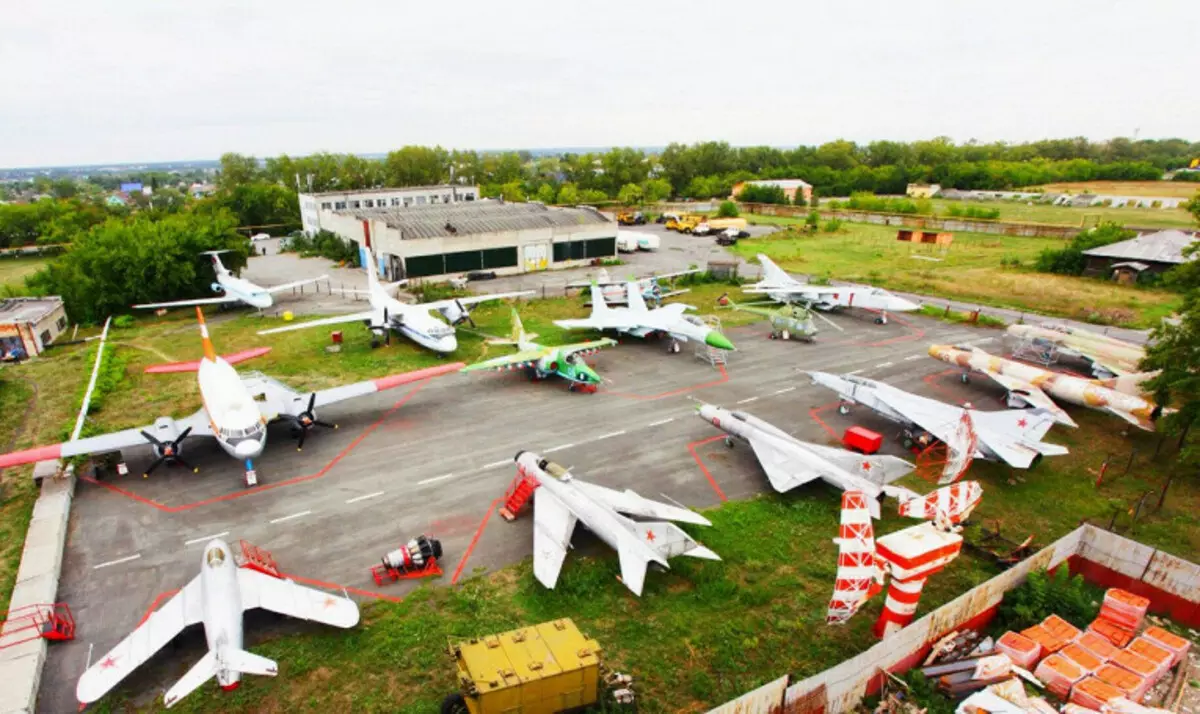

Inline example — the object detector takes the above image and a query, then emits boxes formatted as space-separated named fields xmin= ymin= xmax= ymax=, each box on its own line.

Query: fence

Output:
xmin=737 ymin=203 xmax=1082 ymax=239
xmin=701 ymin=524 xmax=1200 ymax=713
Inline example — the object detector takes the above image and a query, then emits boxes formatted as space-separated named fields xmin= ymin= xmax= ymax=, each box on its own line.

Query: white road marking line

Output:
xmin=480 ymin=459 xmax=510 ymax=470
xmin=647 ymin=418 xmax=675 ymax=427
xmin=269 ymin=510 xmax=312 ymax=525
xmin=417 ymin=473 xmax=457 ymax=486
xmin=773 ymin=386 xmax=796 ymax=395
xmin=185 ymin=531 xmax=229 ymax=546
xmin=593 ymin=430 xmax=626 ymax=441
xmin=94 ymin=554 xmax=141 ymax=570
xmin=904 ymin=354 xmax=923 ymax=361
xmin=345 ymin=491 xmax=384 ymax=504
xmin=813 ymin=312 xmax=844 ymax=331
xmin=875 ymin=362 xmax=894 ymax=369
xmin=544 ymin=443 xmax=575 ymax=453
xmin=848 ymin=369 xmax=864 ymax=375
xmin=736 ymin=396 xmax=759 ymax=404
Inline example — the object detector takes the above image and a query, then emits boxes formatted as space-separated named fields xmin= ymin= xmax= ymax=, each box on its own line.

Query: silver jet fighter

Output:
xmin=806 ymin=371 xmax=1068 ymax=469
xmin=745 ymin=254 xmax=919 ymax=324
xmin=555 ymin=282 xmax=735 ymax=354
xmin=696 ymin=404 xmax=916 ymax=519
xmin=513 ymin=450 xmax=720 ymax=596
xmin=75 ymin=539 xmax=359 ymax=709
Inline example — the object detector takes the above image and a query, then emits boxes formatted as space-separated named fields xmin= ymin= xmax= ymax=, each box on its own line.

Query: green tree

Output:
xmin=735 ymin=183 xmax=788 ymax=204
xmin=535 ymin=183 xmax=557 ymax=204
xmin=51 ymin=179 xmax=78 ymax=199
xmin=27 ymin=211 xmax=248 ymax=323
xmin=641 ymin=178 xmax=672 ymax=203
xmin=202 ymin=182 xmax=300 ymax=229
xmin=617 ymin=183 xmax=644 ymax=205
xmin=497 ymin=181 xmax=526 ymax=202
xmin=216 ymin=153 xmax=261 ymax=190
xmin=1035 ymin=223 xmax=1134 ymax=276
xmin=578 ymin=189 xmax=609 ymax=204
xmin=384 ymin=146 xmax=448 ymax=186
xmin=805 ymin=210 xmax=820 ymax=231
xmin=717 ymin=201 xmax=739 ymax=218
xmin=1186 ymin=192 xmax=1200 ymax=224
xmin=556 ymin=182 xmax=580 ymax=205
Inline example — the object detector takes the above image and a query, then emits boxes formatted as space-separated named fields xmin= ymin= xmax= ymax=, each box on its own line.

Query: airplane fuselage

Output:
xmin=371 ymin=292 xmax=458 ymax=353
xmin=197 ymin=358 xmax=267 ymax=462
xmin=215 ymin=272 xmax=274 ymax=309
xmin=199 ymin=540 xmax=246 ymax=690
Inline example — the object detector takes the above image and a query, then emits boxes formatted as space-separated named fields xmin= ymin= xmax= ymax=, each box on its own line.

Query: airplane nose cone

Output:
xmin=437 ymin=335 xmax=458 ymax=353
xmin=891 ymin=296 xmax=920 ymax=312
xmin=705 ymin=330 xmax=735 ymax=351
xmin=234 ymin=439 xmax=262 ymax=458
xmin=928 ymin=344 xmax=949 ymax=358
xmin=697 ymin=404 xmax=717 ymax=421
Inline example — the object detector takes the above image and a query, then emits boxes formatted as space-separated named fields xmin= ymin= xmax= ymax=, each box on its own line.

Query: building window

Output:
xmin=391 ymin=198 xmax=400 ymax=207
xmin=335 ymin=201 xmax=347 ymax=210
xmin=465 ymin=193 xmax=475 ymax=201
xmin=482 ymin=247 xmax=518 ymax=269
xmin=56 ymin=316 xmax=66 ymax=331
xmin=350 ymin=200 xmax=361 ymax=208
xmin=364 ymin=199 xmax=374 ymax=208
xmin=320 ymin=202 xmax=332 ymax=210
xmin=416 ymin=196 xmax=426 ymax=205
xmin=39 ymin=330 xmax=51 ymax=346
xmin=403 ymin=198 xmax=412 ymax=207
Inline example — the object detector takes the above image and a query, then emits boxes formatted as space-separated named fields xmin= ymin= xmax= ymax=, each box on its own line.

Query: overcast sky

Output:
xmin=2 ymin=0 xmax=1196 ymax=168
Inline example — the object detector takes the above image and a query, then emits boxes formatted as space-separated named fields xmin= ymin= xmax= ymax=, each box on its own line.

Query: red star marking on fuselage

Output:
xmin=323 ymin=596 xmax=337 ymax=609
xmin=1017 ymin=418 xmax=1028 ymax=428
xmin=645 ymin=530 xmax=656 ymax=543
xmin=99 ymin=654 xmax=119 ymax=670
xmin=860 ymin=461 xmax=872 ymax=472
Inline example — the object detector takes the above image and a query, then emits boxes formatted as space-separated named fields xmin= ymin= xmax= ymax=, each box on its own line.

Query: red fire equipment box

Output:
xmin=843 ymin=427 xmax=883 ymax=454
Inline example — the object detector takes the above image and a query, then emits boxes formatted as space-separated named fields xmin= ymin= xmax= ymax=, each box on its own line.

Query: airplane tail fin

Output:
xmin=588 ymin=284 xmax=609 ymax=317
xmin=627 ymin=521 xmax=719 ymax=561
xmin=510 ymin=308 xmax=535 ymax=343
xmin=194 ymin=307 xmax=218 ymax=362
xmin=200 ymin=250 xmax=232 ymax=275
xmin=757 ymin=253 xmax=792 ymax=286
xmin=363 ymin=243 xmax=380 ymax=292
xmin=222 ymin=647 xmax=278 ymax=677
xmin=626 ymin=281 xmax=648 ymax=312
xmin=163 ymin=651 xmax=218 ymax=708
xmin=1095 ymin=371 xmax=1157 ymax=396
xmin=616 ymin=546 xmax=652 ymax=596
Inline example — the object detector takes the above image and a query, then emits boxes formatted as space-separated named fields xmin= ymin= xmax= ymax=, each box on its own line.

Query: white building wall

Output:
xmin=297 ymin=186 xmax=480 ymax=236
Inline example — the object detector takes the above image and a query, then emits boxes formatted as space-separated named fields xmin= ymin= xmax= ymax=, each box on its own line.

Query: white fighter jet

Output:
xmin=569 ymin=267 xmax=700 ymax=306
xmin=75 ymin=538 xmax=359 ymax=708
xmin=134 ymin=250 xmax=327 ymax=311
xmin=744 ymin=254 xmax=919 ymax=324
xmin=696 ymin=404 xmax=916 ymax=518
xmin=0 ymin=308 xmax=463 ymax=486
xmin=513 ymin=450 xmax=720 ymax=596
xmin=258 ymin=246 xmax=533 ymax=352
xmin=555 ymin=283 xmax=735 ymax=353
xmin=806 ymin=371 xmax=1068 ymax=469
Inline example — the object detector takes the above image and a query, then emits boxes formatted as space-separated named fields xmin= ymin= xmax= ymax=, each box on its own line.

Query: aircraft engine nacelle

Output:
xmin=537 ymin=355 xmax=557 ymax=374
xmin=210 ymin=282 xmax=224 ymax=294
xmin=437 ymin=303 xmax=466 ymax=325
xmin=381 ymin=535 xmax=443 ymax=573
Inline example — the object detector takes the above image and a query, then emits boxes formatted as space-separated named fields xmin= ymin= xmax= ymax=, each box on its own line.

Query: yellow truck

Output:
xmin=664 ymin=212 xmax=703 ymax=233
xmin=442 ymin=619 xmax=633 ymax=714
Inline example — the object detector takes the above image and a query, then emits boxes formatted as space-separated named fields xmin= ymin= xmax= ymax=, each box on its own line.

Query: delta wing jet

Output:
xmin=697 ymin=404 xmax=915 ymax=518
xmin=569 ymin=267 xmax=700 ymax=306
xmin=806 ymin=371 xmax=1068 ymax=469
xmin=461 ymin=309 xmax=616 ymax=392
xmin=513 ymin=450 xmax=720 ymax=596
xmin=745 ymin=254 xmax=919 ymax=324
xmin=0 ymin=308 xmax=463 ymax=486
xmin=75 ymin=538 xmax=358 ymax=709
xmin=555 ymin=282 xmax=735 ymax=354
xmin=259 ymin=246 xmax=533 ymax=352
xmin=1006 ymin=324 xmax=1146 ymax=378
xmin=929 ymin=344 xmax=1164 ymax=430
xmin=134 ymin=250 xmax=327 ymax=310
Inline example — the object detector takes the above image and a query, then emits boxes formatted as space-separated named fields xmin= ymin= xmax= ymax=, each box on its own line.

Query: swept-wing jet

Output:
xmin=461 ymin=309 xmax=615 ymax=392
xmin=806 ymin=371 xmax=1068 ymax=469
xmin=929 ymin=344 xmax=1164 ymax=431
xmin=569 ymin=267 xmax=700 ymax=306
xmin=75 ymin=538 xmax=358 ymax=709
xmin=0 ymin=308 xmax=463 ymax=486
xmin=1006 ymin=324 xmax=1145 ymax=379
xmin=134 ymin=250 xmax=327 ymax=310
xmin=513 ymin=450 xmax=720 ymax=596
xmin=696 ymin=404 xmax=916 ymax=518
xmin=729 ymin=301 xmax=818 ymax=341
xmin=258 ymin=246 xmax=533 ymax=352
xmin=555 ymin=282 xmax=735 ymax=354
xmin=744 ymin=254 xmax=919 ymax=324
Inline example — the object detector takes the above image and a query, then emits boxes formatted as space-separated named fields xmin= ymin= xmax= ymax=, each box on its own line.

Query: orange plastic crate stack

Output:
xmin=1034 ymin=653 xmax=1086 ymax=699
xmin=1141 ymin=625 xmax=1191 ymax=667
xmin=1088 ymin=617 xmax=1136 ymax=648
xmin=1077 ymin=631 xmax=1119 ymax=663
xmin=1070 ymin=676 xmax=1125 ymax=710
xmin=1094 ymin=663 xmax=1151 ymax=703
xmin=1060 ymin=642 xmax=1104 ymax=675
xmin=1110 ymin=649 xmax=1160 ymax=686
xmin=1042 ymin=614 xmax=1083 ymax=643
xmin=1023 ymin=623 xmax=1070 ymax=655
xmin=1126 ymin=637 xmax=1173 ymax=683
xmin=1098 ymin=588 xmax=1149 ymax=631
xmin=996 ymin=631 xmax=1042 ymax=669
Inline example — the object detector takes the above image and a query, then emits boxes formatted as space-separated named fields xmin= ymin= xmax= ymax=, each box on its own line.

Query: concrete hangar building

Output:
xmin=309 ymin=187 xmax=617 ymax=281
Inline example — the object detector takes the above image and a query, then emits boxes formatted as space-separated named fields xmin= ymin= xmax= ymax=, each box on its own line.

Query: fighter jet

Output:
xmin=134 ymin=250 xmax=327 ymax=311
xmin=512 ymin=450 xmax=720 ymax=596
xmin=461 ymin=309 xmax=616 ymax=392
xmin=806 ymin=371 xmax=1068 ymax=469
xmin=0 ymin=308 xmax=463 ymax=486
xmin=744 ymin=254 xmax=919 ymax=324
xmin=75 ymin=538 xmax=359 ymax=709
xmin=555 ymin=282 xmax=735 ymax=354
xmin=1006 ymin=324 xmax=1146 ymax=379
xmin=258 ymin=245 xmax=533 ymax=352
xmin=569 ymin=267 xmax=700 ymax=306
xmin=929 ymin=344 xmax=1164 ymax=431
xmin=696 ymin=404 xmax=916 ymax=518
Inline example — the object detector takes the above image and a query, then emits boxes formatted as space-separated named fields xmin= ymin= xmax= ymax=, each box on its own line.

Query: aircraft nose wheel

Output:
xmin=960 ymin=372 xmax=970 ymax=384
xmin=838 ymin=402 xmax=851 ymax=416
xmin=668 ymin=340 xmax=681 ymax=354
xmin=724 ymin=436 xmax=734 ymax=448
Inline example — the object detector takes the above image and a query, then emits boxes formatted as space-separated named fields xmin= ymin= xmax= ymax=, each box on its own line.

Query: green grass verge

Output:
xmin=926 ymin=198 xmax=1196 ymax=230
xmin=0 ymin=256 xmax=48 ymax=294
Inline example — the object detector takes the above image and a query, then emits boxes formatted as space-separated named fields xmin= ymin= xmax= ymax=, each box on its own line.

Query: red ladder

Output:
xmin=0 ymin=603 xmax=75 ymax=650
xmin=238 ymin=540 xmax=281 ymax=578
xmin=500 ymin=473 xmax=540 ymax=521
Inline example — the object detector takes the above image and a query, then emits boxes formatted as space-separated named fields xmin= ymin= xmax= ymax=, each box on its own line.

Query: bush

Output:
xmin=805 ymin=210 xmax=820 ymax=231
xmin=735 ymin=183 xmax=789 ymax=205
xmin=995 ymin=567 xmax=1101 ymax=631
xmin=945 ymin=203 xmax=1001 ymax=220
xmin=793 ymin=192 xmax=808 ymax=207
xmin=112 ymin=315 xmax=135 ymax=328
xmin=1035 ymin=222 xmax=1134 ymax=276
xmin=1171 ymin=171 xmax=1200 ymax=182
xmin=284 ymin=229 xmax=360 ymax=266
xmin=830 ymin=192 xmax=932 ymax=215
xmin=821 ymin=218 xmax=843 ymax=233
xmin=716 ymin=200 xmax=739 ymax=218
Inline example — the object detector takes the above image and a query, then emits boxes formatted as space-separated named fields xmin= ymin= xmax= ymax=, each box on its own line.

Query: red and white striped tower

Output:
xmin=872 ymin=522 xmax=964 ymax=638
xmin=826 ymin=491 xmax=884 ymax=624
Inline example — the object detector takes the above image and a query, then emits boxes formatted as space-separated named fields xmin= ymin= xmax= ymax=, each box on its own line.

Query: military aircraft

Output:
xmin=744 ymin=254 xmax=919 ymax=324
xmin=134 ymin=250 xmax=327 ymax=311
xmin=696 ymin=404 xmax=916 ymax=518
xmin=512 ymin=450 xmax=720 ymax=596
xmin=569 ymin=267 xmax=701 ymax=306
xmin=929 ymin=344 xmax=1164 ymax=431
xmin=728 ymin=301 xmax=818 ymax=341
xmin=258 ymin=246 xmax=533 ymax=352
xmin=461 ymin=309 xmax=616 ymax=392
xmin=555 ymin=282 xmax=735 ymax=354
xmin=0 ymin=308 xmax=463 ymax=486
xmin=75 ymin=538 xmax=358 ymax=709
xmin=1006 ymin=324 xmax=1145 ymax=379
xmin=806 ymin=371 xmax=1068 ymax=469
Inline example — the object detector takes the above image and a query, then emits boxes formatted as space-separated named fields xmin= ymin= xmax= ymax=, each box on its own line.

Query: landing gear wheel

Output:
xmin=769 ymin=333 xmax=777 ymax=340
xmin=960 ymin=372 xmax=970 ymax=384
xmin=668 ymin=341 xmax=681 ymax=354
xmin=837 ymin=403 xmax=850 ymax=416
xmin=724 ymin=436 xmax=734 ymax=448
xmin=441 ymin=693 xmax=468 ymax=714
xmin=874 ymin=316 xmax=887 ymax=325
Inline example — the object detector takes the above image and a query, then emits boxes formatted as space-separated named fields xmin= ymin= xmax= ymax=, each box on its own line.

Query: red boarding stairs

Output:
xmin=237 ymin=540 xmax=281 ymax=578
xmin=0 ymin=603 xmax=75 ymax=650
xmin=370 ymin=558 xmax=442 ymax=586
xmin=500 ymin=472 xmax=540 ymax=521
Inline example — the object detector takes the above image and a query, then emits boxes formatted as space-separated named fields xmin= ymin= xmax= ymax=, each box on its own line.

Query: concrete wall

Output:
xmin=0 ymin=465 xmax=74 ymax=714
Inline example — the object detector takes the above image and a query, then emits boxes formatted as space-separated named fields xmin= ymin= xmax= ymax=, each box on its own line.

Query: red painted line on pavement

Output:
xmin=607 ymin=364 xmax=728 ymax=400
xmin=922 ymin=368 xmax=963 ymax=400
xmin=808 ymin=401 xmax=842 ymax=440
xmin=861 ymin=312 xmax=925 ymax=348
xmin=78 ymin=380 xmax=435 ymax=513
xmin=686 ymin=435 xmax=728 ymax=502
xmin=451 ymin=498 xmax=501 ymax=585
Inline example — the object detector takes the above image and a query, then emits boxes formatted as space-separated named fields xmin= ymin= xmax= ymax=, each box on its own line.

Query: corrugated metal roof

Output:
xmin=1083 ymin=230 xmax=1198 ymax=265
xmin=0 ymin=297 xmax=62 ymax=323
xmin=343 ymin=200 xmax=611 ymax=240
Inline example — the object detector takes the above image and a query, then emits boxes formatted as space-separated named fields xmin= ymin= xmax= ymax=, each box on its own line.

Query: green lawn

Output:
xmin=730 ymin=223 xmax=1181 ymax=328
xmin=0 ymin=256 xmax=47 ymax=293
xmin=927 ymin=198 xmax=1196 ymax=230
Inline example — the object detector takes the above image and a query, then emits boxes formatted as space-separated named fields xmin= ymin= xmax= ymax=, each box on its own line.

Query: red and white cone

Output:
xmin=873 ymin=575 xmax=928 ymax=638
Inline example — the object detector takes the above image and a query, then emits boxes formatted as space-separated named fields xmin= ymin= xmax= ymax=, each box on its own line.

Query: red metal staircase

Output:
xmin=238 ymin=540 xmax=281 ymax=578
xmin=500 ymin=473 xmax=540 ymax=521
xmin=0 ymin=603 xmax=75 ymax=650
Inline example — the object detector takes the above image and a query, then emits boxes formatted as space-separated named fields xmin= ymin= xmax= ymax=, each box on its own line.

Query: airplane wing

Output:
xmin=460 ymin=348 xmax=549 ymax=373
xmin=973 ymin=369 xmax=1078 ymax=427
xmin=730 ymin=304 xmax=776 ymax=318
xmin=554 ymin=315 xmax=634 ymax=331
xmin=531 ymin=488 xmax=578 ymax=590
xmin=559 ymin=338 xmax=617 ymax=357
xmin=133 ymin=296 xmax=240 ymax=309
xmin=249 ymin=363 xmax=464 ymax=419
xmin=1102 ymin=405 xmax=1157 ymax=431
xmin=969 ymin=408 xmax=1068 ymax=468
xmin=745 ymin=434 xmax=822 ymax=493
xmin=799 ymin=441 xmax=916 ymax=485
xmin=257 ymin=310 xmax=375 ymax=335
xmin=76 ymin=576 xmax=205 ymax=705
xmin=237 ymin=568 xmax=359 ymax=628
xmin=265 ymin=274 xmax=330 ymax=294
xmin=570 ymin=479 xmax=710 ymax=526
xmin=0 ymin=412 xmax=212 ymax=470
xmin=420 ymin=291 xmax=534 ymax=311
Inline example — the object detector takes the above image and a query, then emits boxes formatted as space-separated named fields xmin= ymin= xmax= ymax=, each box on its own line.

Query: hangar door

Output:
xmin=522 ymin=244 xmax=548 ymax=272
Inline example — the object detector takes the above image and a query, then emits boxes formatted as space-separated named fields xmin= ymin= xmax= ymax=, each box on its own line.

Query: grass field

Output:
xmin=729 ymin=223 xmax=1181 ymax=327
xmin=926 ymin=199 xmax=1195 ymax=230
xmin=0 ymin=256 xmax=47 ymax=292
xmin=1031 ymin=181 xmax=1200 ymax=199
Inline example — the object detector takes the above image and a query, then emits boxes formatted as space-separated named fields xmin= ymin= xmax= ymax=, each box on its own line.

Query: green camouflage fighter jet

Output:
xmin=461 ymin=309 xmax=617 ymax=393
xmin=731 ymin=301 xmax=818 ymax=341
